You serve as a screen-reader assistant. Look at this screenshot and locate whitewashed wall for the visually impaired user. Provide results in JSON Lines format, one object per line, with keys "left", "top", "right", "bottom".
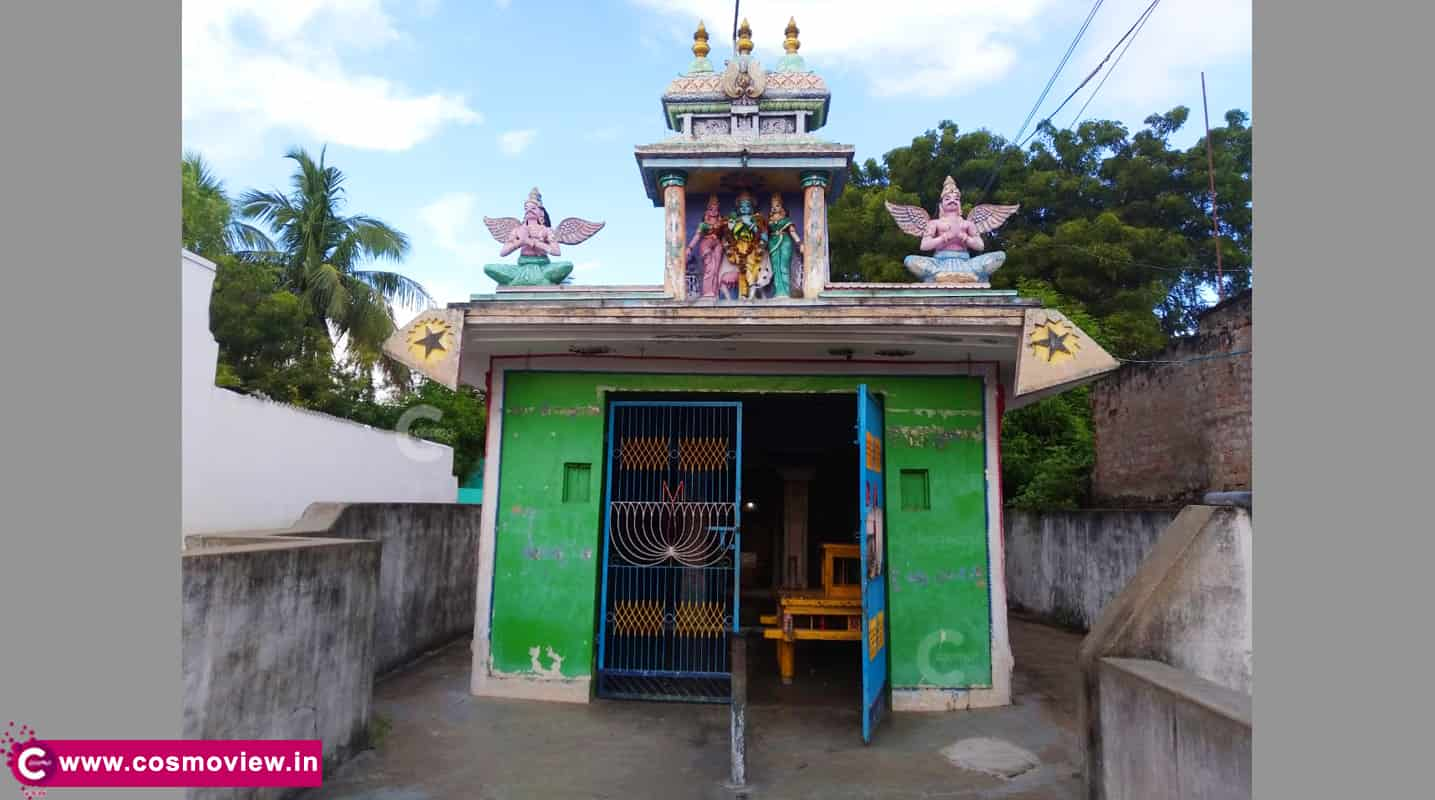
{"left": 181, "top": 250, "right": 457, "bottom": 537}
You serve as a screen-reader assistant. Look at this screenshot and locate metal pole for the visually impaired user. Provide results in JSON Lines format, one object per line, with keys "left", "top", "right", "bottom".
{"left": 731, "top": 0, "right": 740, "bottom": 51}
{"left": 728, "top": 630, "right": 748, "bottom": 789}
{"left": 1201, "top": 72, "right": 1224, "bottom": 301}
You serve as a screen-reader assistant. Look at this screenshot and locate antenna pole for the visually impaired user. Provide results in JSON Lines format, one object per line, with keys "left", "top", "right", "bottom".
{"left": 1201, "top": 71, "right": 1224, "bottom": 301}
{"left": 732, "top": 0, "right": 740, "bottom": 50}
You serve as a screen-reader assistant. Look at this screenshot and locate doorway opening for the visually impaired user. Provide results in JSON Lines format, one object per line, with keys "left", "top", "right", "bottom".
{"left": 592, "top": 390, "right": 888, "bottom": 721}
{"left": 733, "top": 393, "right": 864, "bottom": 708}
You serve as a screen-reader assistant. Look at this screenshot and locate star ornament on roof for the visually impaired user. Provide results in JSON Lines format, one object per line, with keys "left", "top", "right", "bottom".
{"left": 1029, "top": 319, "right": 1081, "bottom": 364}
{"left": 407, "top": 319, "right": 455, "bottom": 364}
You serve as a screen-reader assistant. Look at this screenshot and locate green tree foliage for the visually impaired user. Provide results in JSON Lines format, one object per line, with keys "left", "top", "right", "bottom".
{"left": 181, "top": 152, "right": 273, "bottom": 259}
{"left": 208, "top": 256, "right": 347, "bottom": 409}
{"left": 237, "top": 147, "right": 435, "bottom": 372}
{"left": 181, "top": 150, "right": 486, "bottom": 478}
{"left": 827, "top": 109, "right": 1252, "bottom": 508}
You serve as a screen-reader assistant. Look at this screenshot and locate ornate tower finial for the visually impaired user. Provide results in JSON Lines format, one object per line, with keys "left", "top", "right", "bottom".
{"left": 688, "top": 19, "right": 714, "bottom": 73}
{"left": 776, "top": 16, "right": 806, "bottom": 72}
{"left": 693, "top": 20, "right": 710, "bottom": 58}
{"left": 736, "top": 17, "right": 753, "bottom": 55}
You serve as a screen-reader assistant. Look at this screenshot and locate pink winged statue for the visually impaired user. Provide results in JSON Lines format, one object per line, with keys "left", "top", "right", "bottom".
{"left": 481, "top": 187, "right": 606, "bottom": 286}
{"left": 884, "top": 176, "right": 1019, "bottom": 284}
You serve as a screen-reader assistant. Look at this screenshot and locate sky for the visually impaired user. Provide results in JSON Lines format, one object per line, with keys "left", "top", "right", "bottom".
{"left": 181, "top": 0, "right": 1252, "bottom": 326}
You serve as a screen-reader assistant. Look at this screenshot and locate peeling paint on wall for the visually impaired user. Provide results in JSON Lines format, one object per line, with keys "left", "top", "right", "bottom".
{"left": 889, "top": 408, "right": 983, "bottom": 419}
{"left": 890, "top": 425, "right": 983, "bottom": 449}
{"left": 507, "top": 404, "right": 602, "bottom": 417}
{"left": 528, "top": 645, "right": 566, "bottom": 678}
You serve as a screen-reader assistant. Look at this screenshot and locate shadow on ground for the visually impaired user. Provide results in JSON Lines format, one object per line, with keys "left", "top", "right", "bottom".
{"left": 304, "top": 617, "right": 1084, "bottom": 800}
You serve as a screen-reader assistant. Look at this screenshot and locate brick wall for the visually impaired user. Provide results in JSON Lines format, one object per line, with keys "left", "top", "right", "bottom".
{"left": 1091, "top": 291, "right": 1251, "bottom": 507}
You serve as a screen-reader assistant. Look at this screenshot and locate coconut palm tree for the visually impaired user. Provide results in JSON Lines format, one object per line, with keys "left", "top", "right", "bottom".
{"left": 237, "top": 146, "right": 434, "bottom": 369}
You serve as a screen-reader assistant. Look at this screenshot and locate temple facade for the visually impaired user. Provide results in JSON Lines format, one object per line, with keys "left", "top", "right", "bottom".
{"left": 385, "top": 17, "right": 1119, "bottom": 739}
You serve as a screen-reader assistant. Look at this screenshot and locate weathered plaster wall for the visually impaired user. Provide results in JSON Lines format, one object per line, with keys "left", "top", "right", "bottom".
{"left": 485, "top": 371, "right": 992, "bottom": 694}
{"left": 182, "top": 250, "right": 458, "bottom": 537}
{"left": 1091, "top": 291, "right": 1252, "bottom": 507}
{"left": 1116, "top": 508, "right": 1253, "bottom": 695}
{"left": 290, "top": 503, "right": 481, "bottom": 676}
{"left": 1097, "top": 658, "right": 1251, "bottom": 800}
{"left": 1004, "top": 509, "right": 1179, "bottom": 631}
{"left": 186, "top": 503, "right": 480, "bottom": 679}
{"left": 182, "top": 538, "right": 379, "bottom": 800}
{"left": 1079, "top": 505, "right": 1254, "bottom": 800}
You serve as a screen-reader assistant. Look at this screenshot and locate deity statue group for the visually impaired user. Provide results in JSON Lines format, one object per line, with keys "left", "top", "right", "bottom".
{"left": 687, "top": 190, "right": 803, "bottom": 300}
{"left": 476, "top": 175, "right": 1020, "bottom": 293}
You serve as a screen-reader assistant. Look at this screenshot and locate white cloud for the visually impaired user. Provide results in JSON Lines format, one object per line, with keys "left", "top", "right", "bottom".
{"left": 416, "top": 191, "right": 498, "bottom": 296}
{"left": 631, "top": 0, "right": 1059, "bottom": 98}
{"left": 631, "top": 0, "right": 1250, "bottom": 104}
{"left": 419, "top": 192, "right": 483, "bottom": 259}
{"left": 182, "top": 0, "right": 481, "bottom": 157}
{"left": 498, "top": 129, "right": 538, "bottom": 156}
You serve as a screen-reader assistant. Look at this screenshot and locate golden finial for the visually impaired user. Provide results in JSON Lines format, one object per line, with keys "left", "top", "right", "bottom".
{"left": 736, "top": 17, "right": 753, "bottom": 55}
{"left": 783, "top": 17, "right": 800, "bottom": 55}
{"left": 692, "top": 20, "right": 710, "bottom": 59}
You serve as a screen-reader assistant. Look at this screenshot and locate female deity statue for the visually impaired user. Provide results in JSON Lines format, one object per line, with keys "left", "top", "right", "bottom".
{"left": 766, "top": 193, "right": 802, "bottom": 298}
{"left": 717, "top": 189, "right": 769, "bottom": 299}
{"left": 686, "top": 194, "right": 726, "bottom": 298}
{"left": 482, "top": 187, "right": 605, "bottom": 286}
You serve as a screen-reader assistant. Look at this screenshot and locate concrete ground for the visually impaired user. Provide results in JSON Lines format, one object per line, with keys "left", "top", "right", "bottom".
{"left": 305, "top": 616, "right": 1085, "bottom": 800}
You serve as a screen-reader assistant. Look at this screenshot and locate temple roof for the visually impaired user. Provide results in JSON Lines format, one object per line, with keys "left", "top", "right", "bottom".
{"left": 659, "top": 69, "right": 833, "bottom": 132}
{"left": 635, "top": 17, "right": 852, "bottom": 204}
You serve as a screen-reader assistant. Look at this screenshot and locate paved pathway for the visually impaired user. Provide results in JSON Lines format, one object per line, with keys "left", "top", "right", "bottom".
{"left": 305, "top": 617, "right": 1086, "bottom": 800}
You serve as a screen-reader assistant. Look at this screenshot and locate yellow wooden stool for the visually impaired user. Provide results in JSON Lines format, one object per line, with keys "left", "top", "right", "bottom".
{"left": 760, "top": 544, "right": 863, "bottom": 684}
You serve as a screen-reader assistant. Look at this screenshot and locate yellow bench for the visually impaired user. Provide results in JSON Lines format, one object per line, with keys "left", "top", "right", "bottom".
{"left": 760, "top": 544, "right": 863, "bottom": 684}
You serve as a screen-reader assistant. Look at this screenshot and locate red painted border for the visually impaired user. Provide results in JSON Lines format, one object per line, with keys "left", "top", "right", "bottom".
{"left": 488, "top": 353, "right": 1002, "bottom": 368}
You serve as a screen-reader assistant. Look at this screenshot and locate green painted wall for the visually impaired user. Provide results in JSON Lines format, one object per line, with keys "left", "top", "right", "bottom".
{"left": 488, "top": 371, "right": 990, "bottom": 689}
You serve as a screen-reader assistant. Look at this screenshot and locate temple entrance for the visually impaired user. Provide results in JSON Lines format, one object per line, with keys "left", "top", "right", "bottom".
{"left": 595, "top": 390, "right": 890, "bottom": 737}
{"left": 735, "top": 394, "right": 864, "bottom": 709}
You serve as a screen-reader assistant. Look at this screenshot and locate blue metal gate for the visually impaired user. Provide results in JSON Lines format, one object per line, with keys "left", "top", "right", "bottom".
{"left": 596, "top": 401, "right": 742, "bottom": 702}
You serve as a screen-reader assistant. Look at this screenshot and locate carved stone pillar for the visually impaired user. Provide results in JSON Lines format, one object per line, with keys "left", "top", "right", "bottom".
{"left": 778, "top": 466, "right": 816, "bottom": 589}
{"left": 801, "top": 171, "right": 829, "bottom": 298}
{"left": 660, "top": 171, "right": 688, "bottom": 299}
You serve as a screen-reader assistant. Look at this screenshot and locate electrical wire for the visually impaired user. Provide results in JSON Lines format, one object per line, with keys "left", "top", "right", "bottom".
{"left": 1068, "top": 0, "right": 1160, "bottom": 128}
{"left": 1016, "top": 0, "right": 1165, "bottom": 149}
{"left": 981, "top": 0, "right": 1106, "bottom": 194}
{"left": 1012, "top": 0, "right": 1106, "bottom": 152}
{"left": 1031, "top": 243, "right": 1253, "bottom": 274}
{"left": 1117, "top": 349, "right": 1250, "bottom": 366}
